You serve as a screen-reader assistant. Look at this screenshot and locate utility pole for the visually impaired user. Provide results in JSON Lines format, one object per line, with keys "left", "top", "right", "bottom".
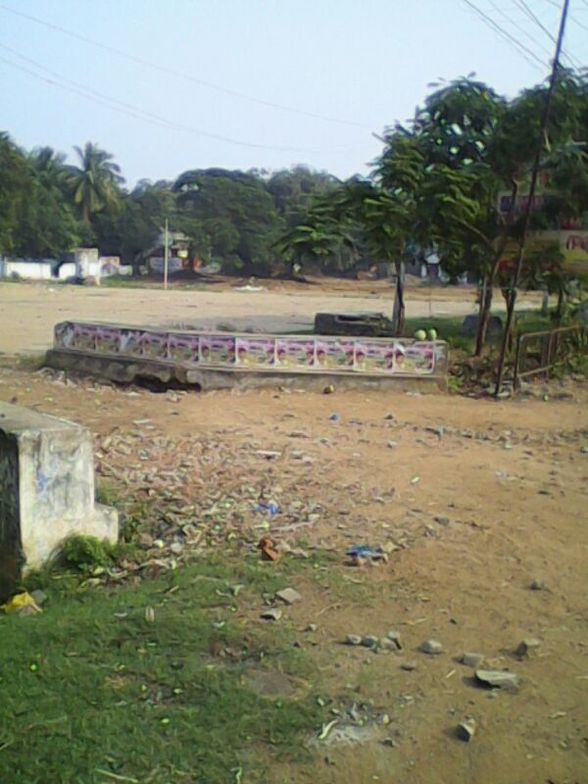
{"left": 494, "top": 0, "right": 570, "bottom": 395}
{"left": 163, "top": 218, "right": 169, "bottom": 291}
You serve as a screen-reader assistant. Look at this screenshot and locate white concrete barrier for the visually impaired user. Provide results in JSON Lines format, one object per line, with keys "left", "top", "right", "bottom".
{"left": 0, "top": 403, "right": 118, "bottom": 601}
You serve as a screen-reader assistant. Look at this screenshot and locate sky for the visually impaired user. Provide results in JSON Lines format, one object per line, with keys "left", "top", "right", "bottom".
{"left": 1, "top": 0, "right": 587, "bottom": 187}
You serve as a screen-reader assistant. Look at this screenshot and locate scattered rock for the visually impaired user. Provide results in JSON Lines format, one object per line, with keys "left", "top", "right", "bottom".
{"left": 323, "top": 385, "right": 335, "bottom": 395}
{"left": 420, "top": 639, "right": 443, "bottom": 655}
{"left": 530, "top": 579, "right": 548, "bottom": 591}
{"left": 276, "top": 587, "right": 302, "bottom": 605}
{"left": 387, "top": 441, "right": 398, "bottom": 449}
{"left": 516, "top": 638, "right": 541, "bottom": 658}
{"left": 169, "top": 541, "right": 184, "bottom": 555}
{"left": 256, "top": 450, "right": 282, "bottom": 460}
{"left": 434, "top": 516, "right": 450, "bottom": 526}
{"left": 462, "top": 652, "right": 484, "bottom": 668}
{"left": 475, "top": 669, "right": 520, "bottom": 690}
{"left": 379, "top": 638, "right": 401, "bottom": 652}
{"left": 346, "top": 634, "right": 362, "bottom": 646}
{"left": 401, "top": 661, "right": 418, "bottom": 671}
{"left": 305, "top": 623, "right": 318, "bottom": 632}
{"left": 457, "top": 718, "right": 477, "bottom": 742}
{"left": 261, "top": 608, "right": 283, "bottom": 621}
{"left": 361, "top": 635, "right": 379, "bottom": 649}
{"left": 386, "top": 631, "right": 402, "bottom": 650}
{"left": 258, "top": 536, "right": 280, "bottom": 562}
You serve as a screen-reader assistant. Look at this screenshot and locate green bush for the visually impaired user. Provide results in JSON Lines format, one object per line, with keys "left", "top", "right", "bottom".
{"left": 60, "top": 535, "right": 116, "bottom": 572}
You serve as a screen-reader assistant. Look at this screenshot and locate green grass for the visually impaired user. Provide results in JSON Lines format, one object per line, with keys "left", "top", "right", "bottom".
{"left": 406, "top": 308, "right": 553, "bottom": 352}
{"left": 0, "top": 556, "right": 324, "bottom": 784}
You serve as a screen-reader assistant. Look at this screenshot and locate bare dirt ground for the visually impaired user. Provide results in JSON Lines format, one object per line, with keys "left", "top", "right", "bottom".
{"left": 0, "top": 279, "right": 543, "bottom": 355}
{"left": 1, "top": 360, "right": 586, "bottom": 783}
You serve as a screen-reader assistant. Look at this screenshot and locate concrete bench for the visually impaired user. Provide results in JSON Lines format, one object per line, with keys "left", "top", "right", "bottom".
{"left": 0, "top": 403, "right": 118, "bottom": 601}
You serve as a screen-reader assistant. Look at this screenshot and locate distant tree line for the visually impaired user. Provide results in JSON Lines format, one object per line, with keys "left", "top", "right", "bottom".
{"left": 0, "top": 137, "right": 341, "bottom": 275}
{"left": 1, "top": 69, "right": 587, "bottom": 347}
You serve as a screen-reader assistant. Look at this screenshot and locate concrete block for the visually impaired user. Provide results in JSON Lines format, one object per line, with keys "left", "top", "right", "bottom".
{"left": 0, "top": 403, "right": 118, "bottom": 601}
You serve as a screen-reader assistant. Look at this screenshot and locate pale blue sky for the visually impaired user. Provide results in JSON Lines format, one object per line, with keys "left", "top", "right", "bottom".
{"left": 1, "top": 0, "right": 586, "bottom": 186}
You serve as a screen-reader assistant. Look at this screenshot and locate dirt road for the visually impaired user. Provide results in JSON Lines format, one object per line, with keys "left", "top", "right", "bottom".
{"left": 0, "top": 280, "right": 542, "bottom": 355}
{"left": 1, "top": 363, "right": 586, "bottom": 783}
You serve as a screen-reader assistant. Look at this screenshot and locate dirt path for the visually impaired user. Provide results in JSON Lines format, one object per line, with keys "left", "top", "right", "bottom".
{"left": 1, "top": 364, "right": 586, "bottom": 783}
{"left": 0, "top": 280, "right": 542, "bottom": 355}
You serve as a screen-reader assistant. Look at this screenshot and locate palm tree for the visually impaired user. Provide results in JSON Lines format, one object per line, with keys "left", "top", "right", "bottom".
{"left": 67, "top": 142, "right": 124, "bottom": 224}
{"left": 30, "top": 146, "right": 69, "bottom": 195}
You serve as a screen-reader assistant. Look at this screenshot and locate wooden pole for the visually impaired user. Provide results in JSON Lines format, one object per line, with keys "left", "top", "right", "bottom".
{"left": 163, "top": 218, "right": 169, "bottom": 291}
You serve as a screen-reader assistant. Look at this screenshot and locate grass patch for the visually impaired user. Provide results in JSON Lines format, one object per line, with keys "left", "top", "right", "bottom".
{"left": 406, "top": 308, "right": 553, "bottom": 352}
{"left": 6, "top": 353, "right": 48, "bottom": 371}
{"left": 0, "top": 555, "right": 324, "bottom": 784}
{"left": 100, "top": 277, "right": 209, "bottom": 291}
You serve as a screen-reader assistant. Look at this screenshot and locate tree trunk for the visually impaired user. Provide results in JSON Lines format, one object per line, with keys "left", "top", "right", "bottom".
{"left": 392, "top": 260, "right": 405, "bottom": 335}
{"left": 474, "top": 276, "right": 493, "bottom": 356}
{"left": 501, "top": 288, "right": 516, "bottom": 353}
{"left": 474, "top": 179, "right": 520, "bottom": 356}
{"left": 555, "top": 288, "right": 565, "bottom": 323}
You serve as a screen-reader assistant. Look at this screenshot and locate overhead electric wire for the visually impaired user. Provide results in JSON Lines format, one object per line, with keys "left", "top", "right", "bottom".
{"left": 540, "top": 0, "right": 588, "bottom": 33}
{"left": 488, "top": 0, "right": 554, "bottom": 60}
{"left": 0, "top": 43, "right": 358, "bottom": 155}
{"left": 512, "top": 0, "right": 582, "bottom": 69}
{"left": 0, "top": 2, "right": 370, "bottom": 130}
{"left": 462, "top": 0, "right": 549, "bottom": 71}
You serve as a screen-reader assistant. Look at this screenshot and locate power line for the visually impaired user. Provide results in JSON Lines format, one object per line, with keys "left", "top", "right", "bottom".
{"left": 0, "top": 2, "right": 370, "bottom": 130}
{"left": 539, "top": 0, "right": 588, "bottom": 33}
{"left": 0, "top": 43, "right": 359, "bottom": 155}
{"left": 488, "top": 0, "right": 554, "bottom": 59}
{"left": 512, "top": 0, "right": 582, "bottom": 69}
{"left": 462, "top": 0, "right": 549, "bottom": 71}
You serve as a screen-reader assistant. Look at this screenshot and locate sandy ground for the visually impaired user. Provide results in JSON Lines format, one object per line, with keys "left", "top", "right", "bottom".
{"left": 0, "top": 279, "right": 543, "bottom": 355}
{"left": 1, "top": 362, "right": 586, "bottom": 783}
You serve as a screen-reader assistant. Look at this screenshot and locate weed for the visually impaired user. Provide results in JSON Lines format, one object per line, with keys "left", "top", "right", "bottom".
{"left": 60, "top": 535, "right": 118, "bottom": 572}
{"left": 95, "top": 482, "right": 121, "bottom": 507}
{"left": 447, "top": 375, "right": 464, "bottom": 394}
{"left": 13, "top": 353, "right": 47, "bottom": 372}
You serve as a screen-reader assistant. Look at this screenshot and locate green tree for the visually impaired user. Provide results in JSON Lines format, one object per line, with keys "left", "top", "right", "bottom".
{"left": 174, "top": 169, "right": 283, "bottom": 273}
{"left": 382, "top": 73, "right": 588, "bottom": 353}
{"left": 267, "top": 166, "right": 339, "bottom": 227}
{"left": 0, "top": 136, "right": 81, "bottom": 258}
{"left": 66, "top": 142, "right": 124, "bottom": 226}
{"left": 94, "top": 180, "right": 176, "bottom": 267}
{"left": 0, "top": 133, "right": 30, "bottom": 254}
{"left": 279, "top": 135, "right": 427, "bottom": 331}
